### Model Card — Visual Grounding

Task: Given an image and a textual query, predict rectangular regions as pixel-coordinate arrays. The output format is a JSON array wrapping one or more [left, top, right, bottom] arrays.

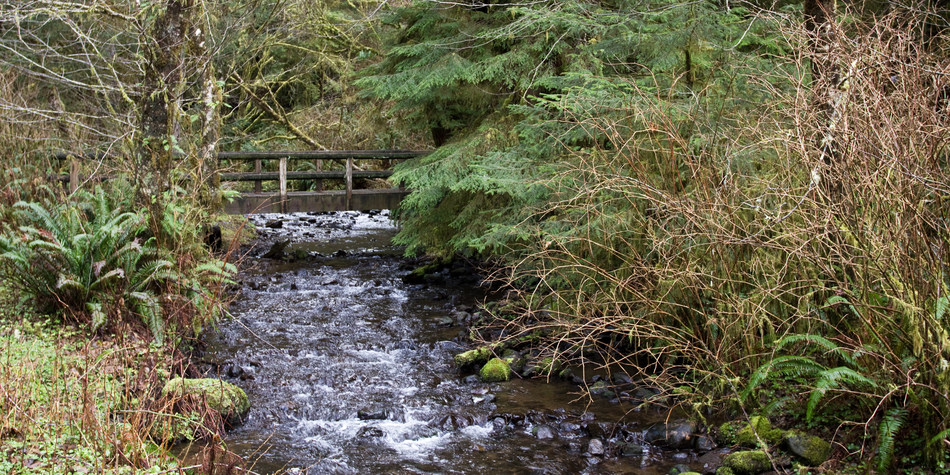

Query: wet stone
[[357, 408, 387, 420], [695, 434, 717, 452], [357, 426, 385, 439], [669, 463, 694, 474], [588, 438, 606, 455], [644, 420, 698, 449], [621, 442, 645, 457], [535, 424, 556, 439]]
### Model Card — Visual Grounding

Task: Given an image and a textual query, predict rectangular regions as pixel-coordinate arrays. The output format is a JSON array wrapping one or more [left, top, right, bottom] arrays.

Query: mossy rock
[[454, 346, 496, 369], [721, 450, 771, 475], [501, 349, 526, 373], [736, 416, 782, 447], [715, 468, 736, 475], [161, 377, 249, 423], [479, 358, 512, 382], [783, 430, 831, 466]]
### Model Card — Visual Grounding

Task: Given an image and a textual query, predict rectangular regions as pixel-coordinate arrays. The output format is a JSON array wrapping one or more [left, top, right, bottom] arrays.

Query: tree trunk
[[137, 0, 191, 241], [193, 3, 222, 210]]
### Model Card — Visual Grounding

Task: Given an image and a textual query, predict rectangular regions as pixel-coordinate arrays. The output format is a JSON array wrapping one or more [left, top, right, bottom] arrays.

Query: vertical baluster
[[279, 156, 288, 213], [315, 158, 323, 192], [254, 159, 262, 193], [345, 156, 353, 211]]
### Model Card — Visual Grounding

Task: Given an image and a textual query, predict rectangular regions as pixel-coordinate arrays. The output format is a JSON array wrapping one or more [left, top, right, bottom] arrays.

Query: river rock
[[534, 424, 556, 439], [161, 377, 249, 423], [721, 450, 771, 475], [588, 438, 605, 455], [644, 420, 698, 449], [621, 442, 645, 456], [736, 416, 783, 447], [695, 434, 717, 452], [669, 464, 695, 475], [454, 346, 496, 369], [783, 431, 831, 466], [357, 408, 387, 420], [501, 349, 526, 374], [479, 358, 512, 382]]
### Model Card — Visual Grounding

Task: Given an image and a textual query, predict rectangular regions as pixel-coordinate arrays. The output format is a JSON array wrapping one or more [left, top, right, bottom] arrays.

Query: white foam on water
[[460, 422, 494, 439], [351, 348, 398, 363]]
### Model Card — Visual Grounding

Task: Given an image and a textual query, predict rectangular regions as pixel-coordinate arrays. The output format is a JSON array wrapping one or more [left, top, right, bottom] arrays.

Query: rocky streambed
[[198, 211, 744, 474]]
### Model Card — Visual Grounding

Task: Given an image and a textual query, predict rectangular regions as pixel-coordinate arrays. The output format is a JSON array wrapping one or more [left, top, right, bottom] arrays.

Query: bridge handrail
[[53, 149, 427, 212], [216, 150, 425, 161]]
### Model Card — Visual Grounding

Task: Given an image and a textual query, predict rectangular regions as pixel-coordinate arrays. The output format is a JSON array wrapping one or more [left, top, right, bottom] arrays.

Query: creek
[[202, 211, 707, 474]]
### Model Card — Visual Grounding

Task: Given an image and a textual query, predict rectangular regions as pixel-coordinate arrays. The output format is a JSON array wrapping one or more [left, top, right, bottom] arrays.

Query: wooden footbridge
[[56, 150, 425, 214]]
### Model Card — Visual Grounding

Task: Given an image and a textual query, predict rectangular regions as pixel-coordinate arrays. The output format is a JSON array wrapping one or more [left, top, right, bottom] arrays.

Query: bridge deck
[[224, 188, 409, 214]]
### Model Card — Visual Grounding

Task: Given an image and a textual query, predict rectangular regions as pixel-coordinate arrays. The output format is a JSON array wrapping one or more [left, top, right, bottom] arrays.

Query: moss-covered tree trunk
[[193, 3, 222, 211], [138, 0, 192, 241]]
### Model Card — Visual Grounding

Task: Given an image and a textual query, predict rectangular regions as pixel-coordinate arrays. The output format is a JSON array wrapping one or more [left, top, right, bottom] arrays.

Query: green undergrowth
[[0, 311, 182, 473]]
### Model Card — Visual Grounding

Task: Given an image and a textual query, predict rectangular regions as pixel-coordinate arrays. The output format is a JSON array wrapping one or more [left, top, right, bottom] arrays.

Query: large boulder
[[783, 431, 831, 467], [161, 377, 250, 423]]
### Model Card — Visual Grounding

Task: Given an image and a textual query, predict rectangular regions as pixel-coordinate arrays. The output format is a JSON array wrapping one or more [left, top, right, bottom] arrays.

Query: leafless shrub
[[478, 7, 949, 465]]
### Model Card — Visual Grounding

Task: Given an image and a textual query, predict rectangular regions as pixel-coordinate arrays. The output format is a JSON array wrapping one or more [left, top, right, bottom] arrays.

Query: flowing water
[[202, 211, 707, 474]]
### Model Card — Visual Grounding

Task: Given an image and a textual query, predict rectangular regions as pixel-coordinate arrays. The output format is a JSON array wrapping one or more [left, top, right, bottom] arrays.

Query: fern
[[806, 367, 876, 421], [877, 407, 908, 471], [774, 333, 858, 367], [742, 355, 827, 402]]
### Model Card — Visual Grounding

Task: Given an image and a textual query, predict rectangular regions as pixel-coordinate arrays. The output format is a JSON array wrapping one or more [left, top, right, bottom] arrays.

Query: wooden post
[[315, 159, 323, 192], [254, 159, 262, 193], [69, 156, 79, 194], [345, 156, 353, 211], [279, 156, 287, 213]]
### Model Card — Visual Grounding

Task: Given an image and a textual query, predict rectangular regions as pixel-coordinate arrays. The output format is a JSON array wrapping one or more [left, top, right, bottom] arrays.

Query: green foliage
[[878, 408, 908, 471], [0, 189, 169, 341], [362, 0, 950, 470], [0, 186, 234, 343], [361, 0, 785, 258]]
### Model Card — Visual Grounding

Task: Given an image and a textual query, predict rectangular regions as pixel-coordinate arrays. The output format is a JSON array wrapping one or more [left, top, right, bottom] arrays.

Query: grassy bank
[[0, 299, 181, 473]]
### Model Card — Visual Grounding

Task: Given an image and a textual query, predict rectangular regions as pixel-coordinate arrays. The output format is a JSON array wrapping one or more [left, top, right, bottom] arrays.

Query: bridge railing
[[217, 150, 424, 213], [52, 150, 426, 213]]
